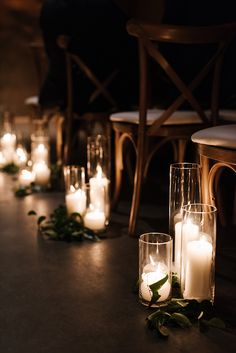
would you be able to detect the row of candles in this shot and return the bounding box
[139,163,216,306]
[0,120,214,303]
[64,164,110,232]
[0,114,110,232]
[0,119,51,187]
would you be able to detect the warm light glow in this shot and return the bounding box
[15,146,27,165]
[96,165,103,179]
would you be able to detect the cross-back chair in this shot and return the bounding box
[192,124,236,226]
[110,19,236,236]
[58,36,119,165]
[25,37,48,112]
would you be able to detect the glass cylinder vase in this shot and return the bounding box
[87,134,111,179]
[0,111,16,165]
[180,204,217,303]
[64,165,86,216]
[31,119,50,164]
[139,233,172,307]
[83,182,110,233]
[169,163,201,279]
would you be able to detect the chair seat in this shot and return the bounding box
[110,109,203,125]
[219,109,236,122]
[24,95,39,106]
[191,124,236,149]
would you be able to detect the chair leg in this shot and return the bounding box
[55,112,64,165]
[210,166,226,226]
[208,162,236,226]
[111,131,123,210]
[200,154,210,204]
[128,139,145,236]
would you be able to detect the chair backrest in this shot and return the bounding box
[57,35,119,163]
[127,19,236,136]
[58,35,119,118]
[29,38,48,92]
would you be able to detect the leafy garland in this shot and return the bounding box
[140,275,226,338]
[146,297,226,338]
[0,162,19,174]
[15,163,63,197]
[28,204,100,242]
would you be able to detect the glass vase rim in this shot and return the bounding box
[63,164,86,171]
[170,162,201,170]
[182,203,217,214]
[139,232,172,245]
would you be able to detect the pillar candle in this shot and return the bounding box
[83,209,106,231]
[32,143,48,163]
[184,237,213,300]
[1,133,16,149]
[33,161,51,186]
[66,188,86,215]
[19,169,35,187]
[140,265,171,303]
[89,166,108,212]
[15,146,28,167]
[174,220,199,278]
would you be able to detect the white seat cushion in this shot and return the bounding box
[24,95,39,106]
[110,109,203,125]
[191,124,236,149]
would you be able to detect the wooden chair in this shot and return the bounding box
[24,37,49,115]
[191,124,236,225]
[110,19,236,236]
[24,37,64,165]
[58,36,119,165]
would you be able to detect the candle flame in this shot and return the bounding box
[2,132,15,142]
[96,165,103,180]
[70,185,76,193]
[37,143,46,152]
[149,255,156,266]
[16,147,27,162]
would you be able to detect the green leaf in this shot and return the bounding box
[207,317,226,329]
[199,317,226,332]
[149,274,168,307]
[28,210,37,216]
[1,163,19,174]
[156,322,169,338]
[29,204,102,243]
[171,312,192,328]
[37,215,46,225]
[44,230,59,239]
[147,309,163,322]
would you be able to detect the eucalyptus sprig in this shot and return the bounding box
[146,299,226,338]
[15,183,42,197]
[28,204,100,242]
[1,163,19,174]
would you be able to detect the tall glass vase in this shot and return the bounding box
[169,163,201,279]
[180,204,217,303]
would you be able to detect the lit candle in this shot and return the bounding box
[184,236,213,300]
[89,165,109,212]
[0,151,6,168]
[66,187,86,215]
[19,169,35,187]
[174,220,199,278]
[14,146,28,167]
[33,161,51,186]
[140,263,171,303]
[1,132,16,149]
[83,209,106,231]
[32,143,48,163]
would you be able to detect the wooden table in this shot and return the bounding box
[0,173,236,353]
